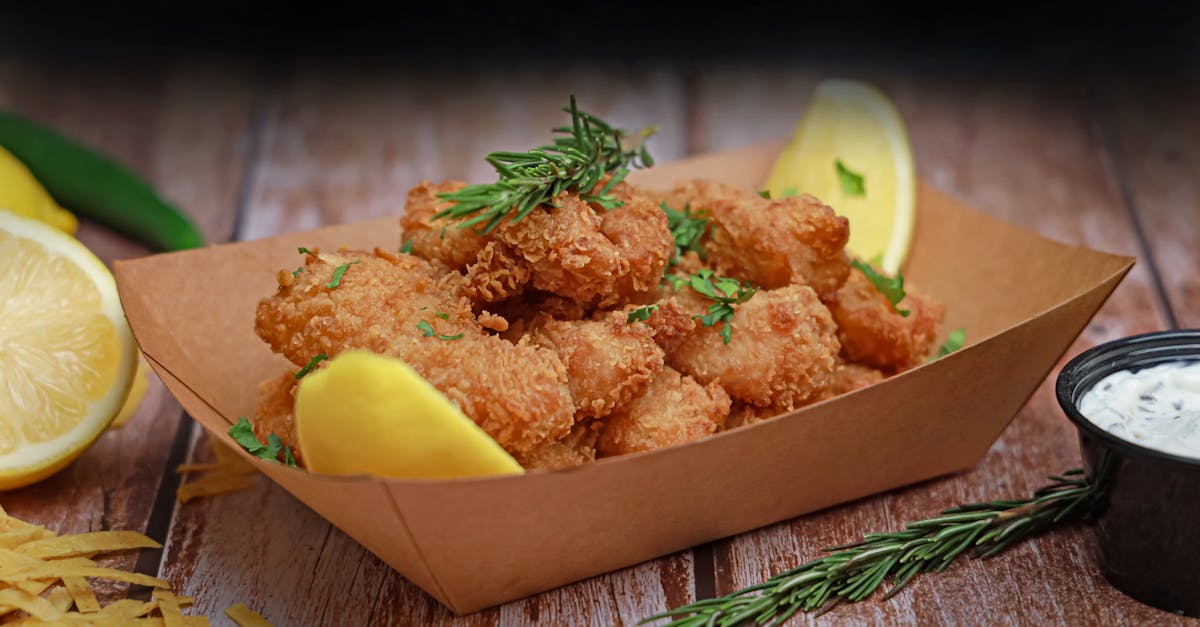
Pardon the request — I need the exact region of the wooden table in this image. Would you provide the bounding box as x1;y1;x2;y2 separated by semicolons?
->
1;58;1197;625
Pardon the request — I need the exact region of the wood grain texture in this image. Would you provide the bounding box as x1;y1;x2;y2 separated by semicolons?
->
158;65;694;625
690;70;1189;625
0;57;256;600
1102;77;1200;329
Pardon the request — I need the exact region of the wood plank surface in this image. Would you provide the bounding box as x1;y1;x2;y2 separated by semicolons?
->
0;58;256;602
157;65;695;625
690;70;1188;624
1102;78;1200;329
3;59;1197;626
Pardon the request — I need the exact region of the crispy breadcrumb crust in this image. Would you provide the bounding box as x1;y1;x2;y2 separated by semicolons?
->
597;367;731;456
828;268;946;371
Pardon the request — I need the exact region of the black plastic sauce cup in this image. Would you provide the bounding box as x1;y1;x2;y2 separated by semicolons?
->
1057;329;1200;617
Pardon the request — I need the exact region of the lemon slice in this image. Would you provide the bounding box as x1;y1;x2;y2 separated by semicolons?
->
295;351;523;479
765;79;915;274
0;147;77;235
0;210;136;490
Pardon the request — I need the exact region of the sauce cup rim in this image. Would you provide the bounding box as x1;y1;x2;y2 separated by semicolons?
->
1056;329;1200;468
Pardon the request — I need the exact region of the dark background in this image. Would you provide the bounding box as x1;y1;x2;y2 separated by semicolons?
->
2;3;1198;75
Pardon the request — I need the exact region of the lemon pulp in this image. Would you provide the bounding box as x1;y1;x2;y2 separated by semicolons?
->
0;211;135;489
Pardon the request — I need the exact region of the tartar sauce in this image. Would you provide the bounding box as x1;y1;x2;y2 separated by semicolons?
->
1078;361;1200;460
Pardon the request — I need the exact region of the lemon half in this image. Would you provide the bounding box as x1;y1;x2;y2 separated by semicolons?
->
765;79;915;274
0;210;136;490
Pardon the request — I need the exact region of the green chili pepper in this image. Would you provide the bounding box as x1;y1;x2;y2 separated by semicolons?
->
0;111;205;251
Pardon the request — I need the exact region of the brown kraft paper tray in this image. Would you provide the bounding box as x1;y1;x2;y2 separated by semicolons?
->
114;141;1133;614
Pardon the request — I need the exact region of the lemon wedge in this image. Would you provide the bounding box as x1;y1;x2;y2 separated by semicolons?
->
765;79;915;274
0;147;77;235
0;210;136;490
295;351;523;479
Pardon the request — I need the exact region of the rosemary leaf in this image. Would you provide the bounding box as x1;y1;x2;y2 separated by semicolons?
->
642;462;1112;625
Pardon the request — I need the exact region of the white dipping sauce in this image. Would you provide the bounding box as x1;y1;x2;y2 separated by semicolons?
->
1078;361;1200;460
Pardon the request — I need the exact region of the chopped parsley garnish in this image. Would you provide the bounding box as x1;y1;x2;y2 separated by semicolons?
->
663;273;689;291
688;269;757;344
325;261;360;289
627;304;659;323
417;320;463;341
662;201;709;265
400;240;414;254
298;247;315;255
295;353;328;379
758;188;799;199
291;267;303;277
228;417;297;465
933;328;966;360
835;159;866;197
435;312;449;320
851;259;909;317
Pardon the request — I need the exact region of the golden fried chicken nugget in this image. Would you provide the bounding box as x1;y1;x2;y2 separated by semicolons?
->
529;312;665;419
254;369;301;463
828;268;946;372
493;191;630;304
596;182;675;304
666;284;840;410
665;179;851;299
515;420;600;470
400;180;488;269
255;249;574;455
597;367;731;456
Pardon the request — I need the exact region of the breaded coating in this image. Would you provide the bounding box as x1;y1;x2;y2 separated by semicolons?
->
723;403;781;430
492;186;674;307
828;268;946;372
830;361;886;395
494;191;630;304
254;369;302;464
596;182;675;303
597;366;731;456
666;284;841;409
665;179;851;299
255;249;574;455
400;180;487;269
515;420;600;470
461;240;532;304
528;312;665;419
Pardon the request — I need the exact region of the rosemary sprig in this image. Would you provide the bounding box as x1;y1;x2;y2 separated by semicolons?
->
433;95;656;233
645;464;1111;626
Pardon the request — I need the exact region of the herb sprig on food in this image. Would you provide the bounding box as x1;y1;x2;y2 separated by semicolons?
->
433;96;656;233
417;320;463;341
851;259;909;317
228;417;298;467
627;304;659;323
687;270;757;344
663;202;709;266
295;353;328;379
645;464;1110;625
932;328;966;360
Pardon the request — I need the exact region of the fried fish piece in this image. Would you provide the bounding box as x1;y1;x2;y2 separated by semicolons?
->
828;267;945;371
666;284;841;410
253;369;301;464
664;179;851;299
597;366;731;456
255;249;574;455
514;420;600;470
400;180;488;269
528;312;665;419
